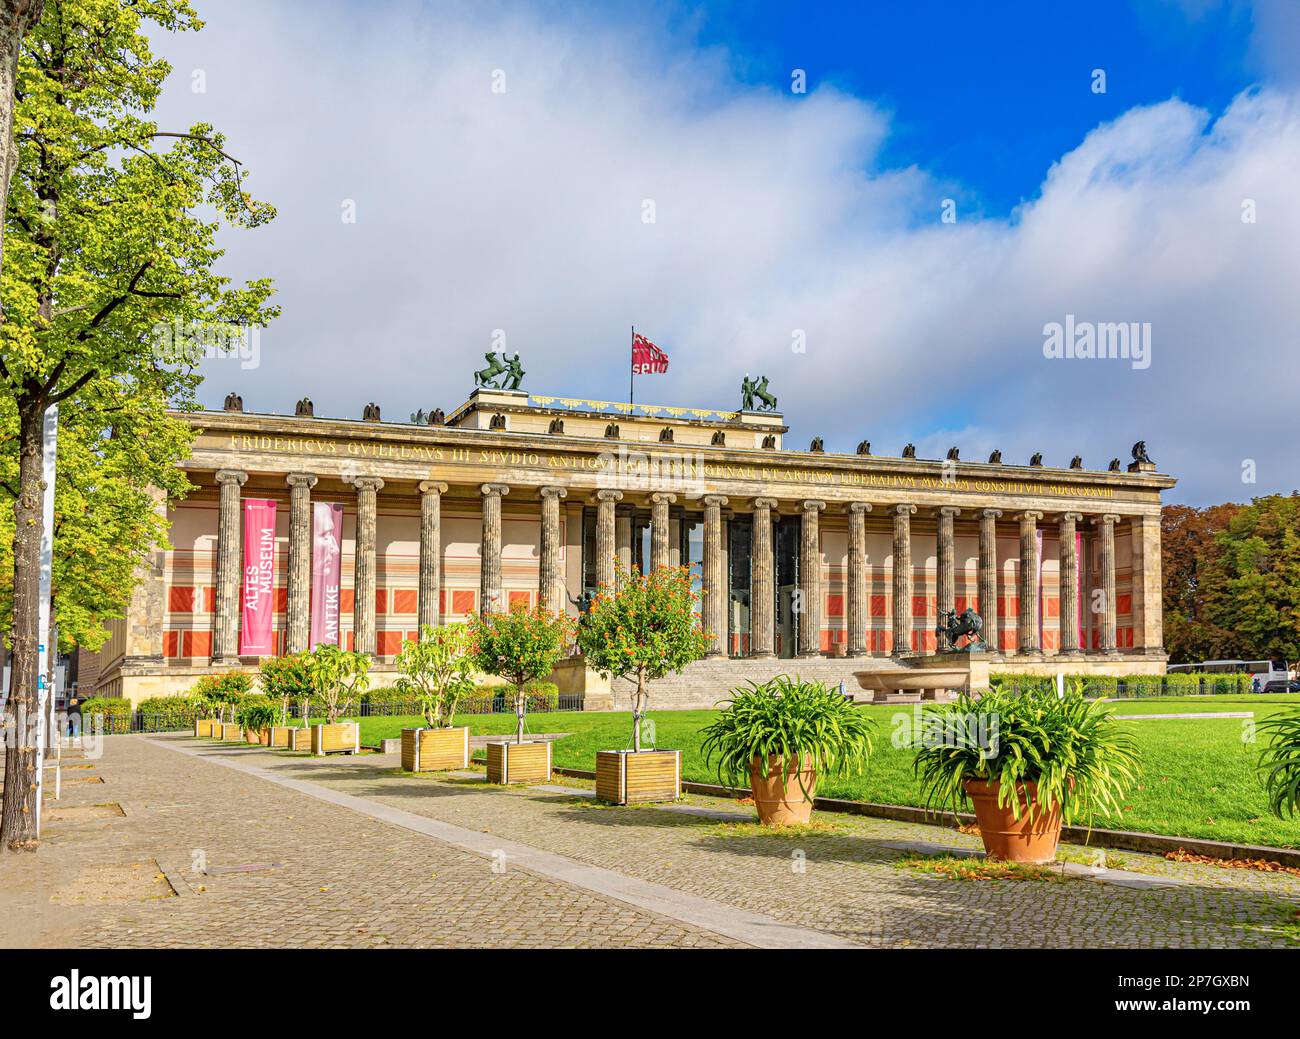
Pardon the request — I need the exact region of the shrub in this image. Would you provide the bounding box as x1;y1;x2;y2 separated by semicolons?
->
393;623;477;729
191;672;254;721
1258;708;1300;818
913;687;1140;825
259;652;312;726
235;693;277;732
77;697;133;734
136;695;206;728
306;644;371;723
700;676;875;798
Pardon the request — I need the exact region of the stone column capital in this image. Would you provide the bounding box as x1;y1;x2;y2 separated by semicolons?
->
215;468;248;487
848;502;873;515
936;506;961;519
540;485;568;500
354;476;385;492
480;482;509;497
800;499;826;513
1019;510;1043;523
595;489;623;504
703;494;729;509
286;472;317;490
1060;511;1084;523
981;508;1003;519
418;480;449;495
650;492;677;505
1094;513;1121;526
894;503;917;517
752;497;778;511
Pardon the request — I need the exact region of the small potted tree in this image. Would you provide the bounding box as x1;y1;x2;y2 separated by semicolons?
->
305;644;370;755
471;603;571;785
192;684;221;738
395;623;477;772
1259;707;1300;817
913;686;1140;863
700;676;875;825
235;693;278;745
195;673;253;740
260;652;312;748
580;565;709;804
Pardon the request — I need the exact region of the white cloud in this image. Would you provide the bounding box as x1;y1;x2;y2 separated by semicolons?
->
155;0;1300;504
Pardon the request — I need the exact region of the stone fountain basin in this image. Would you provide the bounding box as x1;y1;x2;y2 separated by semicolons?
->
854;669;969;692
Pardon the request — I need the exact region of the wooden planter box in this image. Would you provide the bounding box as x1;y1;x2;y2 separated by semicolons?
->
596;749;681;805
268;726;297;748
485;741;551;785
401;727;470;773
195;719;220;738
285;727;312;752
220;722;244;742
311;722;360;756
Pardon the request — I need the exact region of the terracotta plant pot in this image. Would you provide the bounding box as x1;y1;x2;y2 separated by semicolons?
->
485;740;551;785
311;722;360;756
595;749;681;804
245;729;261;745
401;727;470;773
749;754;817;826
964;779;1063;864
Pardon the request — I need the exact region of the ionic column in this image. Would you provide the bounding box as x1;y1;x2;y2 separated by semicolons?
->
891;504;916;655
594;490;621;589
1058;512;1083;654
615;509;633;582
935;507;960;652
417;481;447;632
353;476;385;655
650;493;675;571
479;483;509;614
750;498;777;658
847;503;871;656
212;469;248;664
978;509;1002;653
797;499;826;657
284;473;317;654
1096;513;1120;653
1017;510;1043;654
539;486;566;614
702;495;729;656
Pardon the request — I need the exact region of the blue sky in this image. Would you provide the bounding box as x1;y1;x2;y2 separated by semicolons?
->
684;0;1257;216
155;0;1300;505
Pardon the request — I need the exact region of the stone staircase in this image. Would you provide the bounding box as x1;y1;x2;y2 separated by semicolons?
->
610;656;900;710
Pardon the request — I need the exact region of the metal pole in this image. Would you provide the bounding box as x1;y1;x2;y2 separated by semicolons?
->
629;326;635;406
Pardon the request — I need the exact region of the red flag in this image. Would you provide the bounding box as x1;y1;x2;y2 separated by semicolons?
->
632;332;669;374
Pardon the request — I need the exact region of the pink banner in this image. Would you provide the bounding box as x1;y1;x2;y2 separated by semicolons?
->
239;499;278;656
310;502;344;648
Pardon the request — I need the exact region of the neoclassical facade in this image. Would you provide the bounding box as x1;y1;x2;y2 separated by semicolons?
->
92;389;1175;706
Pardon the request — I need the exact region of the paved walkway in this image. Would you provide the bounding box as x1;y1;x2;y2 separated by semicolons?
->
2;734;1299;948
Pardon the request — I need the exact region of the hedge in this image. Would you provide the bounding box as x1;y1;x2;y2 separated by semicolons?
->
77;697;134;734
990;672;1254;698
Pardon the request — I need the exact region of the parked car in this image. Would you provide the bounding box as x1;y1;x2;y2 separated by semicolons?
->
1261;679;1297;693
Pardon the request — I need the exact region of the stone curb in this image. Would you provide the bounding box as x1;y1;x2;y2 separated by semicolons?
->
551;766;1300;869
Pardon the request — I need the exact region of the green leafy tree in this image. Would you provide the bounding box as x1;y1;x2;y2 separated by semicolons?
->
258;652;311;727
394;623;476;729
306;644;371;724
0;0;276;850
577;565;710;752
471;604;571;744
191;672;251;723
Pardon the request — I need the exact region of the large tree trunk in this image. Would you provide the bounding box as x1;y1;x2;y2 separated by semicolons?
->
2;396;47;850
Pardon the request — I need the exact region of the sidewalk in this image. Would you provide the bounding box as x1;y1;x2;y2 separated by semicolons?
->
2;733;1298;948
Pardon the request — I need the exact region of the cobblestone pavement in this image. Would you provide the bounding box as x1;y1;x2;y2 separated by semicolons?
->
4;733;1299;949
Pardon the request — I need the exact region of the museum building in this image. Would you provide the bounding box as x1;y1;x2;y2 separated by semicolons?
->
90;387;1176;707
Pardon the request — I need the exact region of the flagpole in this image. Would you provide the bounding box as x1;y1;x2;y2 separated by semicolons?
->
629;325;635;406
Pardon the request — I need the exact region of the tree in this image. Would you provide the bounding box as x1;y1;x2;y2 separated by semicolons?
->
1161;502;1241;663
393;623;476;729
0;1;276;850
577;564;709;752
259;652;311;728
191;672;251;724
306;644;370;725
0;1;44;285
471;604;571;744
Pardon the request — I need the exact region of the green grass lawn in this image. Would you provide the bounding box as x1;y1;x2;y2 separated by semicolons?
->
330;694;1300;850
